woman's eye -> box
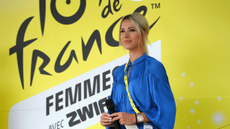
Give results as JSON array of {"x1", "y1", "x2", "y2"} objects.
[
  {"x1": 130, "y1": 29, "x2": 135, "y2": 32},
  {"x1": 121, "y1": 30, "x2": 125, "y2": 33}
]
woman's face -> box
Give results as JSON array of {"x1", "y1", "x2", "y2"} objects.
[{"x1": 120, "y1": 19, "x2": 142, "y2": 51}]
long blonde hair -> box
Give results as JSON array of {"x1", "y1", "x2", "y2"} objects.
[{"x1": 119, "y1": 12, "x2": 150, "y2": 54}]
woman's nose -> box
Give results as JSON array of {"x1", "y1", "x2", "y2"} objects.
[{"x1": 124, "y1": 31, "x2": 129, "y2": 38}]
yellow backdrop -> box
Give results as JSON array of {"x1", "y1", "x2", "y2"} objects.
[{"x1": 0, "y1": 0, "x2": 230, "y2": 129}]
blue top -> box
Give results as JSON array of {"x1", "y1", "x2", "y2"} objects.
[{"x1": 107, "y1": 53, "x2": 176, "y2": 129}]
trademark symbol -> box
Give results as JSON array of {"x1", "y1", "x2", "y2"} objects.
[{"x1": 151, "y1": 3, "x2": 160, "y2": 9}]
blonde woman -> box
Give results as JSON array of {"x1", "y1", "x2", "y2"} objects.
[{"x1": 100, "y1": 13, "x2": 176, "y2": 129}]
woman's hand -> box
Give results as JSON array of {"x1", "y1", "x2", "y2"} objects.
[
  {"x1": 111, "y1": 112, "x2": 136, "y2": 125},
  {"x1": 100, "y1": 112, "x2": 113, "y2": 127}
]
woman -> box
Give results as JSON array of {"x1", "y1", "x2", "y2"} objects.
[{"x1": 100, "y1": 13, "x2": 176, "y2": 129}]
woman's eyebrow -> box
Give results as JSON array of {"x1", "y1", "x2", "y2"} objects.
[
  {"x1": 128, "y1": 27, "x2": 135, "y2": 29},
  {"x1": 121, "y1": 27, "x2": 136, "y2": 29}
]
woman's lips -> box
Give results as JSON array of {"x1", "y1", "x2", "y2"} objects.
[{"x1": 123, "y1": 40, "x2": 131, "y2": 43}]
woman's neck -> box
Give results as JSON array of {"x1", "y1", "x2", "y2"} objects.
[{"x1": 129, "y1": 49, "x2": 144, "y2": 64}]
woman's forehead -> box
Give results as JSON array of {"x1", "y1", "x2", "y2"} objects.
[{"x1": 121, "y1": 19, "x2": 135, "y2": 28}]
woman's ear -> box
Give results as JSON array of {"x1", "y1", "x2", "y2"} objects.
[{"x1": 145, "y1": 30, "x2": 149, "y2": 36}]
